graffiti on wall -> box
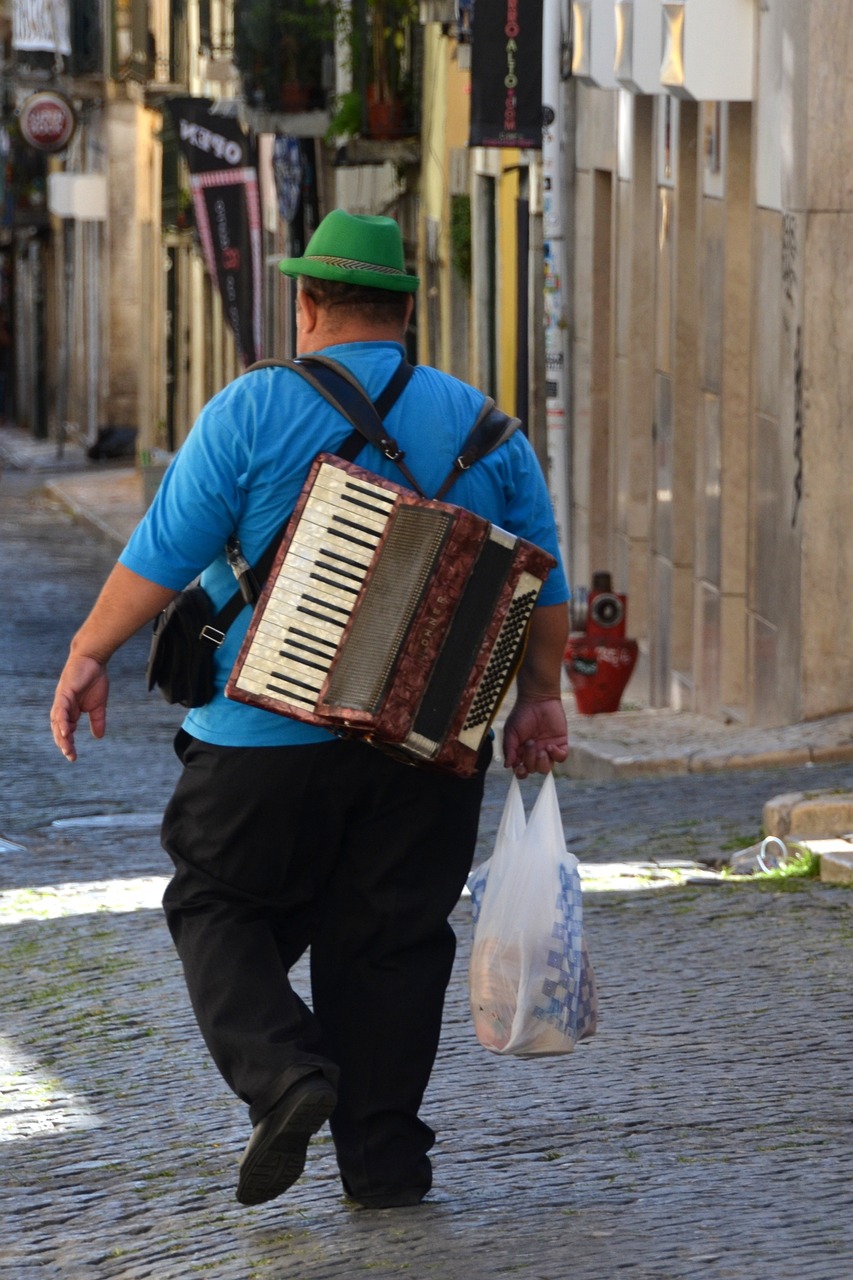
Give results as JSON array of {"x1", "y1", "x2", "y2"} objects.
[
  {"x1": 782, "y1": 212, "x2": 797, "y2": 306},
  {"x1": 792, "y1": 325, "x2": 803, "y2": 528},
  {"x1": 782, "y1": 212, "x2": 803, "y2": 528}
]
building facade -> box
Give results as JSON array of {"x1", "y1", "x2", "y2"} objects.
[
  {"x1": 568, "y1": 0, "x2": 853, "y2": 726},
  {"x1": 5, "y1": 1, "x2": 852, "y2": 731},
  {"x1": 1, "y1": 0, "x2": 246, "y2": 454}
]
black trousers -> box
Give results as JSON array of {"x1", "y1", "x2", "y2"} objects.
[{"x1": 160, "y1": 733, "x2": 489, "y2": 1202}]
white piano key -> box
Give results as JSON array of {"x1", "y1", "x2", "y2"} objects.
[
  {"x1": 298, "y1": 494, "x2": 390, "y2": 536},
  {"x1": 286, "y1": 526, "x2": 380, "y2": 564},
  {"x1": 240, "y1": 657, "x2": 325, "y2": 695},
  {"x1": 314, "y1": 465, "x2": 396, "y2": 504},
  {"x1": 260, "y1": 588, "x2": 351, "y2": 628},
  {"x1": 234, "y1": 668, "x2": 318, "y2": 706},
  {"x1": 266, "y1": 561, "x2": 361, "y2": 608},
  {"x1": 244, "y1": 632, "x2": 333, "y2": 678}
]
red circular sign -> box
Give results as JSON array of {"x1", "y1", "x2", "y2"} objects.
[{"x1": 19, "y1": 92, "x2": 76, "y2": 153}]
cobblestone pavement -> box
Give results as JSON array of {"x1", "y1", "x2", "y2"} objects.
[{"x1": 2, "y1": 464, "x2": 852, "y2": 1279}]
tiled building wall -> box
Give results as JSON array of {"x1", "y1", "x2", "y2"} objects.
[{"x1": 570, "y1": 0, "x2": 853, "y2": 726}]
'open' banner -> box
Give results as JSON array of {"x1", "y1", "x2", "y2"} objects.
[{"x1": 168, "y1": 98, "x2": 263, "y2": 367}]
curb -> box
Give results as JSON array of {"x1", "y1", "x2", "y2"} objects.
[
  {"x1": 763, "y1": 790, "x2": 853, "y2": 840},
  {"x1": 559, "y1": 737, "x2": 853, "y2": 781},
  {"x1": 42, "y1": 469, "x2": 143, "y2": 551}
]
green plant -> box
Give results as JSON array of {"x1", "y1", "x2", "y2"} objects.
[
  {"x1": 720, "y1": 841, "x2": 821, "y2": 884},
  {"x1": 326, "y1": 88, "x2": 363, "y2": 141},
  {"x1": 331, "y1": 0, "x2": 419, "y2": 137},
  {"x1": 756, "y1": 844, "x2": 820, "y2": 881},
  {"x1": 368, "y1": 0, "x2": 416, "y2": 103}
]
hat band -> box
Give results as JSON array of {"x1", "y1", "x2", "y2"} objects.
[{"x1": 303, "y1": 254, "x2": 408, "y2": 277}]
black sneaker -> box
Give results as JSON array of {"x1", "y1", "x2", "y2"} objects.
[
  {"x1": 342, "y1": 1159, "x2": 432, "y2": 1211},
  {"x1": 345, "y1": 1188, "x2": 428, "y2": 1210},
  {"x1": 236, "y1": 1074, "x2": 337, "y2": 1207}
]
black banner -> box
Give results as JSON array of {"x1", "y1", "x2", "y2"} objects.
[
  {"x1": 469, "y1": 0, "x2": 543, "y2": 149},
  {"x1": 167, "y1": 98, "x2": 262, "y2": 367}
]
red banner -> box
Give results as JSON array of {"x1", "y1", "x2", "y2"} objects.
[{"x1": 469, "y1": 0, "x2": 543, "y2": 149}]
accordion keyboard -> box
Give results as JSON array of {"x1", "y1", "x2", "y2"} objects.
[{"x1": 234, "y1": 465, "x2": 398, "y2": 707}]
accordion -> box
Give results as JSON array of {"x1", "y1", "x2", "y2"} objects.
[{"x1": 226, "y1": 454, "x2": 556, "y2": 776}]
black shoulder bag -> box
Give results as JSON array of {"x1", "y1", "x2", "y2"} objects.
[{"x1": 146, "y1": 357, "x2": 519, "y2": 708}]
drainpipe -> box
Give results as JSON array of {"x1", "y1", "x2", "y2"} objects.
[
  {"x1": 541, "y1": 0, "x2": 573, "y2": 579},
  {"x1": 55, "y1": 217, "x2": 74, "y2": 460}
]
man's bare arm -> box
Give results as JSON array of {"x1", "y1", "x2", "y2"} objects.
[
  {"x1": 502, "y1": 601, "x2": 570, "y2": 778},
  {"x1": 50, "y1": 563, "x2": 177, "y2": 761}
]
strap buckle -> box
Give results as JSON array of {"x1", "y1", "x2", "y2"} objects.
[{"x1": 200, "y1": 625, "x2": 226, "y2": 647}]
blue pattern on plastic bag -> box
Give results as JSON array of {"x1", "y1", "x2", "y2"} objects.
[
  {"x1": 530, "y1": 861, "x2": 585, "y2": 1037},
  {"x1": 468, "y1": 856, "x2": 596, "y2": 1044}
]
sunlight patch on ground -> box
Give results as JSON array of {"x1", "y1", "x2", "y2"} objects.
[
  {"x1": 50, "y1": 812, "x2": 164, "y2": 830},
  {"x1": 0, "y1": 877, "x2": 170, "y2": 924},
  {"x1": 577, "y1": 862, "x2": 722, "y2": 891},
  {"x1": 1, "y1": 864, "x2": 723, "y2": 927},
  {"x1": 461, "y1": 861, "x2": 721, "y2": 898},
  {"x1": 0, "y1": 1039, "x2": 102, "y2": 1142}
]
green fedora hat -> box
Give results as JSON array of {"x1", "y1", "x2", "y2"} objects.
[{"x1": 279, "y1": 209, "x2": 419, "y2": 293}]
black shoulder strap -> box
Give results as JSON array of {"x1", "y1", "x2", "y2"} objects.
[
  {"x1": 247, "y1": 354, "x2": 417, "y2": 484},
  {"x1": 432, "y1": 398, "x2": 521, "y2": 501},
  {"x1": 288, "y1": 355, "x2": 424, "y2": 495},
  {"x1": 259, "y1": 357, "x2": 518, "y2": 503},
  {"x1": 373, "y1": 356, "x2": 416, "y2": 419}
]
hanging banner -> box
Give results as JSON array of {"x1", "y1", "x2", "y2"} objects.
[
  {"x1": 272, "y1": 135, "x2": 303, "y2": 224},
  {"x1": 12, "y1": 0, "x2": 71, "y2": 54},
  {"x1": 469, "y1": 0, "x2": 544, "y2": 149},
  {"x1": 167, "y1": 98, "x2": 263, "y2": 367}
]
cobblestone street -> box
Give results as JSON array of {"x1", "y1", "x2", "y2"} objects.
[{"x1": 2, "y1": 465, "x2": 852, "y2": 1278}]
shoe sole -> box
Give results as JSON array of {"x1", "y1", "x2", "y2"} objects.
[{"x1": 237, "y1": 1079, "x2": 337, "y2": 1207}]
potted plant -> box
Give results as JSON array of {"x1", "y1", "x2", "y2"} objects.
[
  {"x1": 329, "y1": 0, "x2": 418, "y2": 140},
  {"x1": 366, "y1": 0, "x2": 417, "y2": 137},
  {"x1": 234, "y1": 0, "x2": 335, "y2": 113}
]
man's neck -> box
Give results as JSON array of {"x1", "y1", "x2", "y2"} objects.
[{"x1": 297, "y1": 320, "x2": 404, "y2": 355}]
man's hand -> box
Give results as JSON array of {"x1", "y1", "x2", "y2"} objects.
[
  {"x1": 502, "y1": 695, "x2": 568, "y2": 779},
  {"x1": 49, "y1": 563, "x2": 178, "y2": 762},
  {"x1": 51, "y1": 655, "x2": 110, "y2": 762},
  {"x1": 501, "y1": 601, "x2": 570, "y2": 778}
]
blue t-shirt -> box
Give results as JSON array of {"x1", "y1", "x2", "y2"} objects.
[{"x1": 121, "y1": 341, "x2": 569, "y2": 746}]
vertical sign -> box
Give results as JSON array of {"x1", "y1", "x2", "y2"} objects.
[
  {"x1": 469, "y1": 0, "x2": 544, "y2": 149},
  {"x1": 541, "y1": 0, "x2": 570, "y2": 574},
  {"x1": 167, "y1": 98, "x2": 263, "y2": 367}
]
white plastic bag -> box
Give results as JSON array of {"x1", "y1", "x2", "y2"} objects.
[{"x1": 468, "y1": 773, "x2": 598, "y2": 1057}]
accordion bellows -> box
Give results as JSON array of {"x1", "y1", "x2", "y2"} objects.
[{"x1": 226, "y1": 455, "x2": 556, "y2": 776}]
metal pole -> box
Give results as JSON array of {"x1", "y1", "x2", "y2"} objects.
[
  {"x1": 85, "y1": 220, "x2": 100, "y2": 448},
  {"x1": 55, "y1": 217, "x2": 74, "y2": 459},
  {"x1": 541, "y1": 0, "x2": 573, "y2": 575},
  {"x1": 528, "y1": 158, "x2": 548, "y2": 478}
]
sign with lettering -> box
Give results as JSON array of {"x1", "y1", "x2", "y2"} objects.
[
  {"x1": 19, "y1": 92, "x2": 76, "y2": 153},
  {"x1": 167, "y1": 98, "x2": 262, "y2": 367},
  {"x1": 469, "y1": 0, "x2": 543, "y2": 149}
]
